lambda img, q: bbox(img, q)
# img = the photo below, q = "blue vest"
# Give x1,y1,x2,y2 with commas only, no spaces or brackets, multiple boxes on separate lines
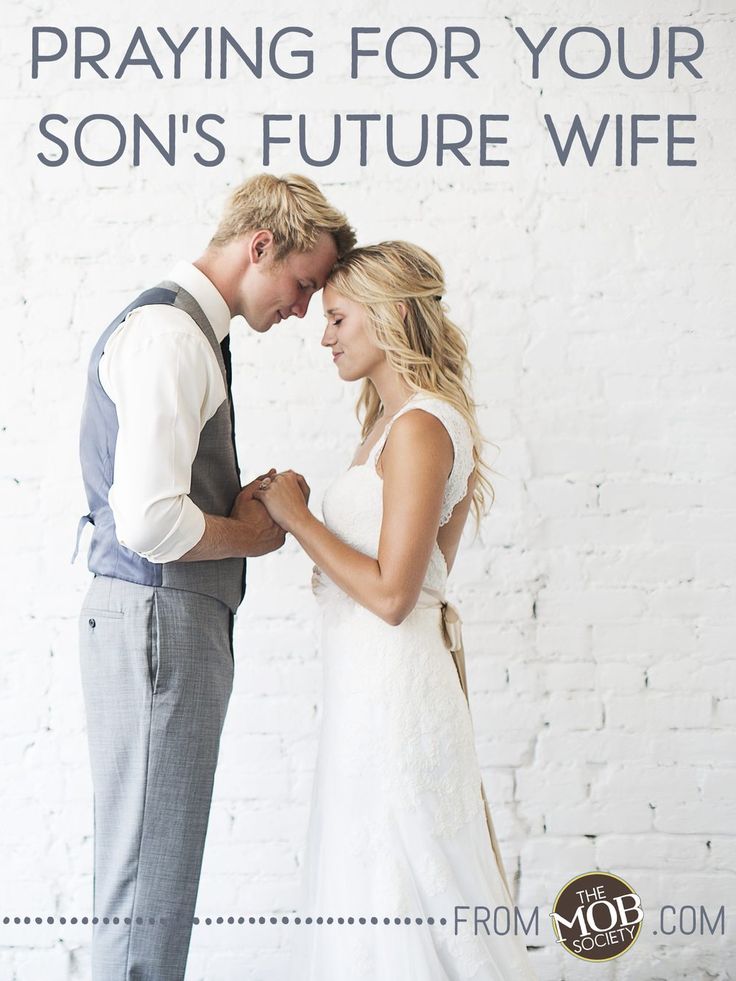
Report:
74,282,246,613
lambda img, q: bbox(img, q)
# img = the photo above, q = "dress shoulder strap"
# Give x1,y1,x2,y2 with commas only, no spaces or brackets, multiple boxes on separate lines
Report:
373,394,476,526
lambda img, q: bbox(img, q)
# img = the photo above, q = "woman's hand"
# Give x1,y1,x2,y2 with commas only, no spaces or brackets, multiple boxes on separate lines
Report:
252,470,311,534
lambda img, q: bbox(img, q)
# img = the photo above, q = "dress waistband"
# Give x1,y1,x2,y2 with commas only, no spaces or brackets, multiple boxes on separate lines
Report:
415,585,467,693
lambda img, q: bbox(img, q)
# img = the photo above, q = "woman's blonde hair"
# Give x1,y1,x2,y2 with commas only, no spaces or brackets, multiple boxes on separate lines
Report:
327,240,495,526
210,173,356,259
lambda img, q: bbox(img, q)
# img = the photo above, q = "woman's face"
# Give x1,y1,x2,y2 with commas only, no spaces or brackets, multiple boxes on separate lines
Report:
321,284,386,382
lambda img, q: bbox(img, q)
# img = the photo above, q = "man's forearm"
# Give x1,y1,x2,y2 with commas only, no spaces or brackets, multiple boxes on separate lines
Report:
177,496,285,561
178,514,244,561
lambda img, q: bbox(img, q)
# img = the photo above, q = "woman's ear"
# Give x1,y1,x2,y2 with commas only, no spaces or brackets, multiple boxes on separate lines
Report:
397,301,408,322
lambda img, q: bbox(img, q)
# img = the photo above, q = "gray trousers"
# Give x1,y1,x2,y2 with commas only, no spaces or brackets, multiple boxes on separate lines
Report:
79,574,234,981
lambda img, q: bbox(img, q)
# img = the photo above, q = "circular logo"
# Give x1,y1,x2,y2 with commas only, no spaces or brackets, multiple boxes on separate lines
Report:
550,871,643,962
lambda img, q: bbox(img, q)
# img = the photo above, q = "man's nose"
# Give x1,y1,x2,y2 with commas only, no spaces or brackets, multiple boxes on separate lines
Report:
291,295,310,318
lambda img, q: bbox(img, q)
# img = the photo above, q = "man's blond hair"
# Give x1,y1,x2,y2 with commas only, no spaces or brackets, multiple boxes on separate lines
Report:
210,173,356,260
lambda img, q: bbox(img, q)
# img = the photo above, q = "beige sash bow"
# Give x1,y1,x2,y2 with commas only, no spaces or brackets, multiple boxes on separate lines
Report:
418,586,513,898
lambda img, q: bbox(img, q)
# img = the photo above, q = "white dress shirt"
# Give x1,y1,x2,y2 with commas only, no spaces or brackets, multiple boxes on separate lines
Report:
99,261,233,563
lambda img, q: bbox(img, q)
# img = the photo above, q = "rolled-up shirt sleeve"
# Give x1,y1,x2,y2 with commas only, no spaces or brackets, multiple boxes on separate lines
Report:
100,306,226,563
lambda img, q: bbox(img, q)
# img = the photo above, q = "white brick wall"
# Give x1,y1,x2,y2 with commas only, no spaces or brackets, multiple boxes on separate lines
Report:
2,1,734,978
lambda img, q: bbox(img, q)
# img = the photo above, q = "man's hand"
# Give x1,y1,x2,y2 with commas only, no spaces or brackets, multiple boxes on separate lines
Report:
178,469,287,562
252,470,312,535
229,474,286,557
238,469,277,503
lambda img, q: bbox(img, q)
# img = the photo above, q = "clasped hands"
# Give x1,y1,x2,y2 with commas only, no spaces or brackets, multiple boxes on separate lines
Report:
228,467,312,557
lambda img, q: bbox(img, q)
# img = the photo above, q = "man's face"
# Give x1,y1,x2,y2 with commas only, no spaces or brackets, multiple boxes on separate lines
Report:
237,230,339,333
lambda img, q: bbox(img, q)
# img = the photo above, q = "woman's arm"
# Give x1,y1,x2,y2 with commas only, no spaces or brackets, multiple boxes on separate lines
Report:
253,410,454,625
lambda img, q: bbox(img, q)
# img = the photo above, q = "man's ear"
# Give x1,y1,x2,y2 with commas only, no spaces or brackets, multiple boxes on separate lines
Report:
250,229,274,263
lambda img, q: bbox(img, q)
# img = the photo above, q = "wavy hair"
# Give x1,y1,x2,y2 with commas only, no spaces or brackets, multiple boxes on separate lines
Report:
210,173,356,260
326,240,496,526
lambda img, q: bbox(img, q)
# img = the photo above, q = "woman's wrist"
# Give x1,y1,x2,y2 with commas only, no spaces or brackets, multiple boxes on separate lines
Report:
288,506,318,540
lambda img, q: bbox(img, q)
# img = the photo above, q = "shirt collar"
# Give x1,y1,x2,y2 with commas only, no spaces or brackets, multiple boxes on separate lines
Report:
167,260,232,344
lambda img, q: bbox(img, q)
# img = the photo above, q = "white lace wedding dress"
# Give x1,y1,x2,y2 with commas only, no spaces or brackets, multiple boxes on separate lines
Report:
287,393,536,980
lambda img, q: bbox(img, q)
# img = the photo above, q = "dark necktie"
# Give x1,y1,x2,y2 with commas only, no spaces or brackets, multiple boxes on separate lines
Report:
220,333,241,478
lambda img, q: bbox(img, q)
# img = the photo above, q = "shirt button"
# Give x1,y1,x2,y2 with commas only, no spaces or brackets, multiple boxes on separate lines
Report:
88,618,96,628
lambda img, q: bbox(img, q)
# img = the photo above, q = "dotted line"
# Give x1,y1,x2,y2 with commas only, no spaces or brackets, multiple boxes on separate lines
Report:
2,915,448,927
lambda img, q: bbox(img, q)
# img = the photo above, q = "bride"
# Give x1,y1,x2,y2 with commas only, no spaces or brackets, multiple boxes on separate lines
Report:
253,241,536,980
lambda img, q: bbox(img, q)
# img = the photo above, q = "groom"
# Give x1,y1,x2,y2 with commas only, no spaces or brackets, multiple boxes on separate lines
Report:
75,173,355,980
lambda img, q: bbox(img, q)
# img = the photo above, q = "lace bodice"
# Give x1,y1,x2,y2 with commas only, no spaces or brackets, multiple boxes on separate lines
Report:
318,393,475,600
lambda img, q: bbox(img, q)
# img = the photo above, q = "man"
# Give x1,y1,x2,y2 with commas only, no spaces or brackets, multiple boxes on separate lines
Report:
74,173,356,980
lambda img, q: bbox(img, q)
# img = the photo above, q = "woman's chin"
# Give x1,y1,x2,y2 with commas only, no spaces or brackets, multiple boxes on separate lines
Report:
337,365,364,383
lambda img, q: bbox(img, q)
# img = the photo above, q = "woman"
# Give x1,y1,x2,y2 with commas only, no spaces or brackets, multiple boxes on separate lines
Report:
254,242,536,979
